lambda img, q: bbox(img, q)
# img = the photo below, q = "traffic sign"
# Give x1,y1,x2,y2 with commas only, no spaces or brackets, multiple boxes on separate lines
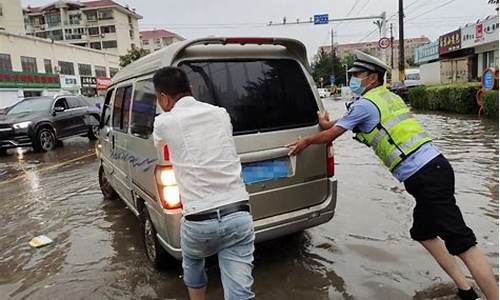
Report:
314,14,329,25
378,37,391,49
330,74,336,84
482,68,495,90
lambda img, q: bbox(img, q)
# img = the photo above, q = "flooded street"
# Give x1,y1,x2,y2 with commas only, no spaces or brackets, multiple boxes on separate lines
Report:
0,99,498,300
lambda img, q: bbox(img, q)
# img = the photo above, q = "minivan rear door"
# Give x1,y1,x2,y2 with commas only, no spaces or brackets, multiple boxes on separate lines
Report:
179,59,328,220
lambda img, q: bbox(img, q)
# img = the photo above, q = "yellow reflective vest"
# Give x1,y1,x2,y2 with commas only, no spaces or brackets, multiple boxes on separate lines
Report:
355,85,432,171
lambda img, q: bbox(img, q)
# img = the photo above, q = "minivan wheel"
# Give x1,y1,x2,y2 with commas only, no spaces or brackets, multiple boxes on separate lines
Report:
0,148,7,156
33,128,55,152
98,165,118,200
143,209,168,269
88,125,99,141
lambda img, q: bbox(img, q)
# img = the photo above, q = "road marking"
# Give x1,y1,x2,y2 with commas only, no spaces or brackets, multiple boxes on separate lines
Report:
0,152,97,186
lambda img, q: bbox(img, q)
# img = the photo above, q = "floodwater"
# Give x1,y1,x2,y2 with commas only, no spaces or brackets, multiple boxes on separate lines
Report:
0,99,498,300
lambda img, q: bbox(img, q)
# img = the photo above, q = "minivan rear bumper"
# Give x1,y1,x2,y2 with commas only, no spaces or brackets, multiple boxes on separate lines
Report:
158,178,337,260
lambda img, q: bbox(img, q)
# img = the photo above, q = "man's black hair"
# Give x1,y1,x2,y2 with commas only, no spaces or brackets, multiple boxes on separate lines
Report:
369,70,385,86
153,67,191,100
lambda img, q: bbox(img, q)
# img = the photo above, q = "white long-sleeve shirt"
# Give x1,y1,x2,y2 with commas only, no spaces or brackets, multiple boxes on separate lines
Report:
153,96,249,215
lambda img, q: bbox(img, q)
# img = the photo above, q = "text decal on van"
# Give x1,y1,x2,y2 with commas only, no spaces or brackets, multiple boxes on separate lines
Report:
111,150,157,172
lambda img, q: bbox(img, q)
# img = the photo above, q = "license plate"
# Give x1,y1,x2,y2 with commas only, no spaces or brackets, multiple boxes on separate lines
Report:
242,158,290,184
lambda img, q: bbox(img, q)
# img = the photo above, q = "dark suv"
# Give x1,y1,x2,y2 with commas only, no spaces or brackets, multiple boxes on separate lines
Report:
0,95,100,154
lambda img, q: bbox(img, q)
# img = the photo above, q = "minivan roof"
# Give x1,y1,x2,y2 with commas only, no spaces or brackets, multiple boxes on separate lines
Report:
111,37,311,86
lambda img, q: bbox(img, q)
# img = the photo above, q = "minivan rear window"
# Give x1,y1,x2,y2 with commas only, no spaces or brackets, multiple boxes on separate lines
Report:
179,59,318,134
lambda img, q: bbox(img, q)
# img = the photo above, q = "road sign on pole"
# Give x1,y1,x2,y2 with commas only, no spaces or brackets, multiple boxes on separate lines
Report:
314,14,329,25
330,74,336,84
378,37,391,49
482,68,495,90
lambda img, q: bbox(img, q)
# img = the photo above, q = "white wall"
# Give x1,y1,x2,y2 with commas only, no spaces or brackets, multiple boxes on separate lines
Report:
420,61,441,85
0,90,22,108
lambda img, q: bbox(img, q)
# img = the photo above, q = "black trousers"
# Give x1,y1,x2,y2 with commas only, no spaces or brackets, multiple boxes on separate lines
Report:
404,154,477,255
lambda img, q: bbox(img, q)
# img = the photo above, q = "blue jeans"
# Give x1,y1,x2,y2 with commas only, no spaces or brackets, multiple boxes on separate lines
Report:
180,211,255,300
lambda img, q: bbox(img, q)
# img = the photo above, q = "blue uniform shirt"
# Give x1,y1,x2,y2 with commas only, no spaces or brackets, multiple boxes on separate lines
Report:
336,98,441,182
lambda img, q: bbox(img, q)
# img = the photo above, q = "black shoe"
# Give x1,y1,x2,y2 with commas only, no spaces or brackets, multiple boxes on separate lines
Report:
457,288,480,300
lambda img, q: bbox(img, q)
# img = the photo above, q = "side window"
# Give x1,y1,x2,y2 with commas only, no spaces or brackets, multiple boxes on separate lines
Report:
54,98,69,110
130,79,157,138
112,85,132,132
100,89,114,128
66,97,82,108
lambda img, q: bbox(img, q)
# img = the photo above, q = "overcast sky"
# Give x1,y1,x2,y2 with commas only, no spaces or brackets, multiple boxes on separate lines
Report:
21,0,498,60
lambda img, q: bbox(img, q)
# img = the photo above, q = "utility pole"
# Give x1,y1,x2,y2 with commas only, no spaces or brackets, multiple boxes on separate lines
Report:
331,28,335,87
390,23,394,70
398,0,405,81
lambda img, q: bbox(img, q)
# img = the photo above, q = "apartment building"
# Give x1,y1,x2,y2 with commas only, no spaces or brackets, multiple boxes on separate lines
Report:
139,29,184,52
0,0,25,34
23,0,142,55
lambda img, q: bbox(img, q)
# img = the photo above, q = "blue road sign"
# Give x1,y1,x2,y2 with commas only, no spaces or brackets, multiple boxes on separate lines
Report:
314,14,329,25
483,68,495,90
330,74,336,84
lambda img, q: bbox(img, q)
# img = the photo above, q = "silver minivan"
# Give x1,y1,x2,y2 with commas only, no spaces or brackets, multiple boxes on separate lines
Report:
97,37,338,268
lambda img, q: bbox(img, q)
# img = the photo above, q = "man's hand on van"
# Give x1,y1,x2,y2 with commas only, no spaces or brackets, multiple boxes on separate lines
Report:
286,137,310,156
318,111,335,130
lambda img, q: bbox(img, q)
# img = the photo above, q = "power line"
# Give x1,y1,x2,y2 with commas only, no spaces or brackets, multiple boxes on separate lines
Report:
406,0,458,21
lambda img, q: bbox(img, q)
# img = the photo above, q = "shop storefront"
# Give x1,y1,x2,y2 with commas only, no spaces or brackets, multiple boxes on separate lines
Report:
0,70,61,108
439,29,476,83
96,77,112,96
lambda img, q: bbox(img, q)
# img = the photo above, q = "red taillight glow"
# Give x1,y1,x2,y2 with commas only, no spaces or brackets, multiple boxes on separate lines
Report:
155,165,182,210
326,142,335,177
225,37,275,45
163,144,170,161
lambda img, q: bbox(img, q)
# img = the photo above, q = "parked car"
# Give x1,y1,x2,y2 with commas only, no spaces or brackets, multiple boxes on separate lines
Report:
97,37,338,268
389,81,410,102
0,95,100,154
404,69,422,88
318,88,332,98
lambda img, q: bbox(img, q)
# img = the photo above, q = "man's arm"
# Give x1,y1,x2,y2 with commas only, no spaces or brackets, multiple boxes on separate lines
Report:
287,125,347,156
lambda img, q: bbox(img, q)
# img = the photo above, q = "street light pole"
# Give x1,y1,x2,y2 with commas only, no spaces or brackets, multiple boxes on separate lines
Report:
331,29,335,87
343,64,348,86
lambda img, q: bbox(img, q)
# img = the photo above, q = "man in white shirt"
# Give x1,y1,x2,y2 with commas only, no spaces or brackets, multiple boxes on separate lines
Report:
152,67,255,300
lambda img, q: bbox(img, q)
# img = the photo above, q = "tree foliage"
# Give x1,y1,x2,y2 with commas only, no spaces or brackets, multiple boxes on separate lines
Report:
119,47,151,67
311,49,355,87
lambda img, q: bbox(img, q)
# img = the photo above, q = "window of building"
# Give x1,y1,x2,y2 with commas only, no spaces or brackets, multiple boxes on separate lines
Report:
100,25,115,34
58,61,75,75
47,29,63,41
78,63,92,76
69,14,81,25
21,56,38,73
88,27,99,36
102,40,118,49
90,42,102,49
109,67,119,77
142,39,150,45
45,12,61,27
44,59,53,74
85,10,98,22
95,65,107,77
129,29,134,39
98,8,113,20
0,54,12,71
0,4,3,16
154,38,161,44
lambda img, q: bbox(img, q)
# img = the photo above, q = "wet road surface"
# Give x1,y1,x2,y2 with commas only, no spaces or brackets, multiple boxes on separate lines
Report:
0,99,498,299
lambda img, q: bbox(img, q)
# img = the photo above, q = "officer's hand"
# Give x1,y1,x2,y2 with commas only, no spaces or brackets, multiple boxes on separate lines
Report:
286,137,309,156
317,111,331,130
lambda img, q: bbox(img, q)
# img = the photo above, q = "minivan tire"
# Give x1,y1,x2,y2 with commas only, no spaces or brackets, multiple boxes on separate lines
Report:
98,165,118,200
142,208,169,269
88,125,99,141
33,127,56,152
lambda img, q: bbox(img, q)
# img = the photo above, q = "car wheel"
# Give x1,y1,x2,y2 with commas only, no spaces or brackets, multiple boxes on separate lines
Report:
0,148,8,156
88,125,99,141
143,208,169,269
98,165,118,200
33,127,55,152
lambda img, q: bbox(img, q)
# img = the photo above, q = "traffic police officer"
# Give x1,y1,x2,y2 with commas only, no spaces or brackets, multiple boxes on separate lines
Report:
287,50,498,300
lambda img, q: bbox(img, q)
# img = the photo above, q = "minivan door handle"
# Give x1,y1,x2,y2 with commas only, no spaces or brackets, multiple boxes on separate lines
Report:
112,135,115,149
240,147,289,164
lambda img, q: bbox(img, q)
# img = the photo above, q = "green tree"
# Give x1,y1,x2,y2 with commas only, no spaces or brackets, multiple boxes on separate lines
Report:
311,50,356,87
119,47,151,67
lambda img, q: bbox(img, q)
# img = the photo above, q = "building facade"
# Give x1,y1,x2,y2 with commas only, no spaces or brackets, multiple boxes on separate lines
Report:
23,0,142,56
0,31,120,108
319,37,430,68
0,0,25,34
139,29,184,52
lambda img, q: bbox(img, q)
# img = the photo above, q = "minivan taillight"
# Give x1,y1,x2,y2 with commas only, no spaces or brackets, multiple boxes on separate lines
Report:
155,165,182,210
163,144,170,161
326,142,335,177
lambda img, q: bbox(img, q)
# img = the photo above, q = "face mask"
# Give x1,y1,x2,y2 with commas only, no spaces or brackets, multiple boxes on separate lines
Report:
349,76,367,95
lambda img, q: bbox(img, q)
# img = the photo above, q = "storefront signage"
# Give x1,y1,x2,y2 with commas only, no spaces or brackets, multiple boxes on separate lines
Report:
415,41,439,64
81,76,97,88
0,70,60,89
482,68,495,90
439,29,462,55
96,77,112,90
461,15,499,49
60,75,81,91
